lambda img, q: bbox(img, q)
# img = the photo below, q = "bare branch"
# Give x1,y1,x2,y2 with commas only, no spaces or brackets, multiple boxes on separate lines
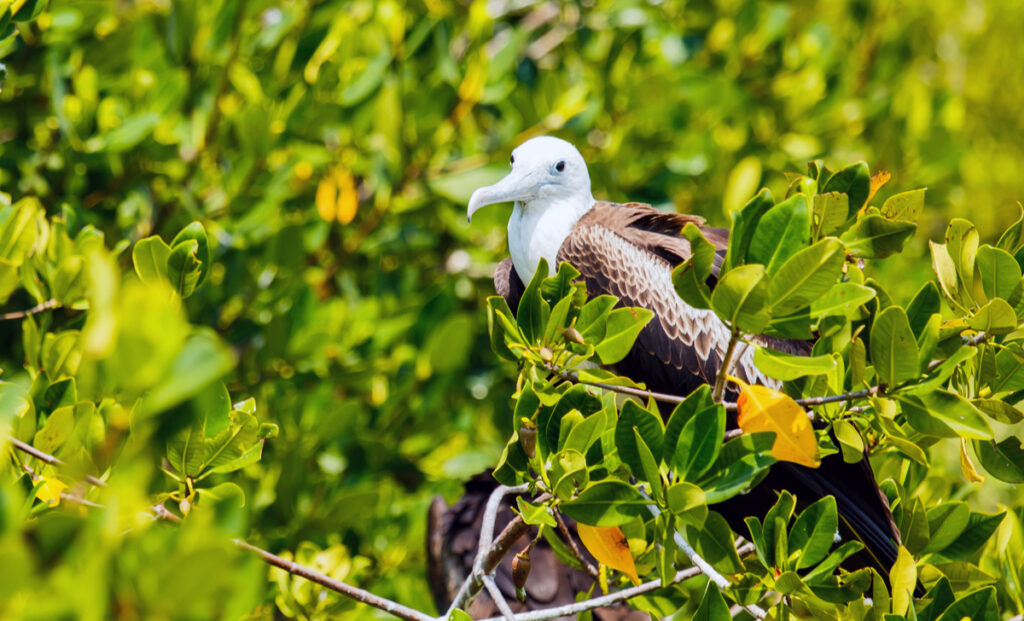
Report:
554,510,599,580
447,483,531,615
7,435,108,488
476,543,757,621
0,298,58,321
645,496,766,619
483,575,517,621
233,539,434,621
713,332,742,402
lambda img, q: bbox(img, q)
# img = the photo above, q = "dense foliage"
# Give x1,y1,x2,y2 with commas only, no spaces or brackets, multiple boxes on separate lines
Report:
1,0,1023,619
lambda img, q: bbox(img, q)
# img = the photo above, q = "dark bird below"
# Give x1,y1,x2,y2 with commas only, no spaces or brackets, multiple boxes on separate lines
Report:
429,136,910,616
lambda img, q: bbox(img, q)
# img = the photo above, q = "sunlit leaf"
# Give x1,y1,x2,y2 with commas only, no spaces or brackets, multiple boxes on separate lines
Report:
577,524,640,585
728,375,820,468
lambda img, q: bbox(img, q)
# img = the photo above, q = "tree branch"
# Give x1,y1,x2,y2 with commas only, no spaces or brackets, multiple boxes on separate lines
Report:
476,543,757,621
554,509,599,580
713,332,742,402
446,483,532,615
0,298,58,321
7,435,108,488
232,539,435,621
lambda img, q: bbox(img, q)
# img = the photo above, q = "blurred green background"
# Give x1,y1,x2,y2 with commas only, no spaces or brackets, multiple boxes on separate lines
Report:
2,0,1024,617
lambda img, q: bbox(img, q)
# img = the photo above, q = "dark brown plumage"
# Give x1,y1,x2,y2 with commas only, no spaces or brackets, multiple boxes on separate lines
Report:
429,200,910,614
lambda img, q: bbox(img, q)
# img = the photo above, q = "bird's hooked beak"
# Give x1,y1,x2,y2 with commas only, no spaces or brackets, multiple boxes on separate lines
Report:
466,168,540,223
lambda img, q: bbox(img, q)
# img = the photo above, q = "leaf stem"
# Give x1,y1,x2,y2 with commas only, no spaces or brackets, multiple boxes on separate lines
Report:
712,330,741,402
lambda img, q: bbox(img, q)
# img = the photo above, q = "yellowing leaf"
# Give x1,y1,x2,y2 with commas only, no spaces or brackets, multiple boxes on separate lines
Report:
36,477,68,506
316,168,359,224
333,168,359,225
960,438,985,483
861,170,892,213
315,174,337,221
728,375,821,468
577,523,641,585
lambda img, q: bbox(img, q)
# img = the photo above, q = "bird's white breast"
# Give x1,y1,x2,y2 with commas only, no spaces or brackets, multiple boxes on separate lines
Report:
508,198,590,284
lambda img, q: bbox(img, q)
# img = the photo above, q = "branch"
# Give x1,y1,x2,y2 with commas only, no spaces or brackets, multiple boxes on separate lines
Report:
232,539,435,621
713,332,742,402
7,435,108,488
645,500,767,619
554,510,599,580
446,483,532,615
476,543,757,621
0,298,58,321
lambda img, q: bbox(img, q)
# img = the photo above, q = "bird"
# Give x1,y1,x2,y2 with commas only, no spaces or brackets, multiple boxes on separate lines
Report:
428,136,908,615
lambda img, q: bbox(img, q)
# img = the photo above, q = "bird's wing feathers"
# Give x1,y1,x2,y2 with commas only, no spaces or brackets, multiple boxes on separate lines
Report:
558,202,776,391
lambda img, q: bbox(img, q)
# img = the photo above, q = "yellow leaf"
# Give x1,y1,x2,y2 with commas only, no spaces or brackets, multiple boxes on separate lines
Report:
577,523,641,586
728,375,821,468
860,170,892,213
889,545,916,616
960,438,985,483
333,168,359,225
315,174,337,221
36,477,68,506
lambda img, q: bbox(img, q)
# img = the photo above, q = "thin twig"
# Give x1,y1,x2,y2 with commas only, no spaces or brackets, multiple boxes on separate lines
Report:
7,435,107,488
0,298,58,321
446,484,532,615
476,543,757,621
232,539,434,621
644,496,766,619
483,575,517,621
554,510,599,579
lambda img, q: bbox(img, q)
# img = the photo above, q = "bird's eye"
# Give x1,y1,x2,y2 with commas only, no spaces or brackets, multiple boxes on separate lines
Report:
555,160,566,172
510,154,515,166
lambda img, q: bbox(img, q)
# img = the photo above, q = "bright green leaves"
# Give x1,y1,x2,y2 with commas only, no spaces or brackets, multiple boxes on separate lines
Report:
132,221,211,298
840,209,916,258
870,306,919,386
595,307,654,364
561,480,649,527
744,492,847,579
768,238,845,315
672,223,717,309
711,264,770,333
747,194,810,274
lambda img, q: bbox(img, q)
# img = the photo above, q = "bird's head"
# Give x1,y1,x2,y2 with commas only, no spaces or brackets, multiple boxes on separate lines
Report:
466,136,593,222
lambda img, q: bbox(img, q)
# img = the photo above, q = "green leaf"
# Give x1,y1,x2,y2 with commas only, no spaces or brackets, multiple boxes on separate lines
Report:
880,188,925,222
594,306,653,364
672,403,724,482
808,282,875,319
486,296,518,361
517,257,549,343
576,295,617,343
747,194,810,275
971,398,1023,424
543,384,601,456
41,331,81,382
968,298,1017,335
563,411,605,455
840,211,916,258
699,432,776,504
870,306,919,386
132,236,172,285
753,347,836,381
897,391,993,440
32,406,75,456
803,541,865,585
822,162,870,210
13,0,48,22
551,449,589,501
762,491,795,568
997,205,1024,254
937,511,1005,560
834,419,865,463
615,400,664,477
931,241,964,309
665,482,707,528
789,496,838,569
561,480,650,527
661,384,714,463
690,511,743,574
973,437,1024,483
672,224,717,309
0,199,40,263
946,218,979,294
711,263,770,333
724,188,774,273
693,582,730,621
139,329,236,417
890,546,916,616
167,239,202,298
633,428,663,502
516,497,557,527
768,238,846,315
934,587,998,621
811,192,849,239
906,281,941,336
976,244,1022,303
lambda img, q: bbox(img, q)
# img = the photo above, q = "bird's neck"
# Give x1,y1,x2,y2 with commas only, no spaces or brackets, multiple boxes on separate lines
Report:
508,194,594,284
